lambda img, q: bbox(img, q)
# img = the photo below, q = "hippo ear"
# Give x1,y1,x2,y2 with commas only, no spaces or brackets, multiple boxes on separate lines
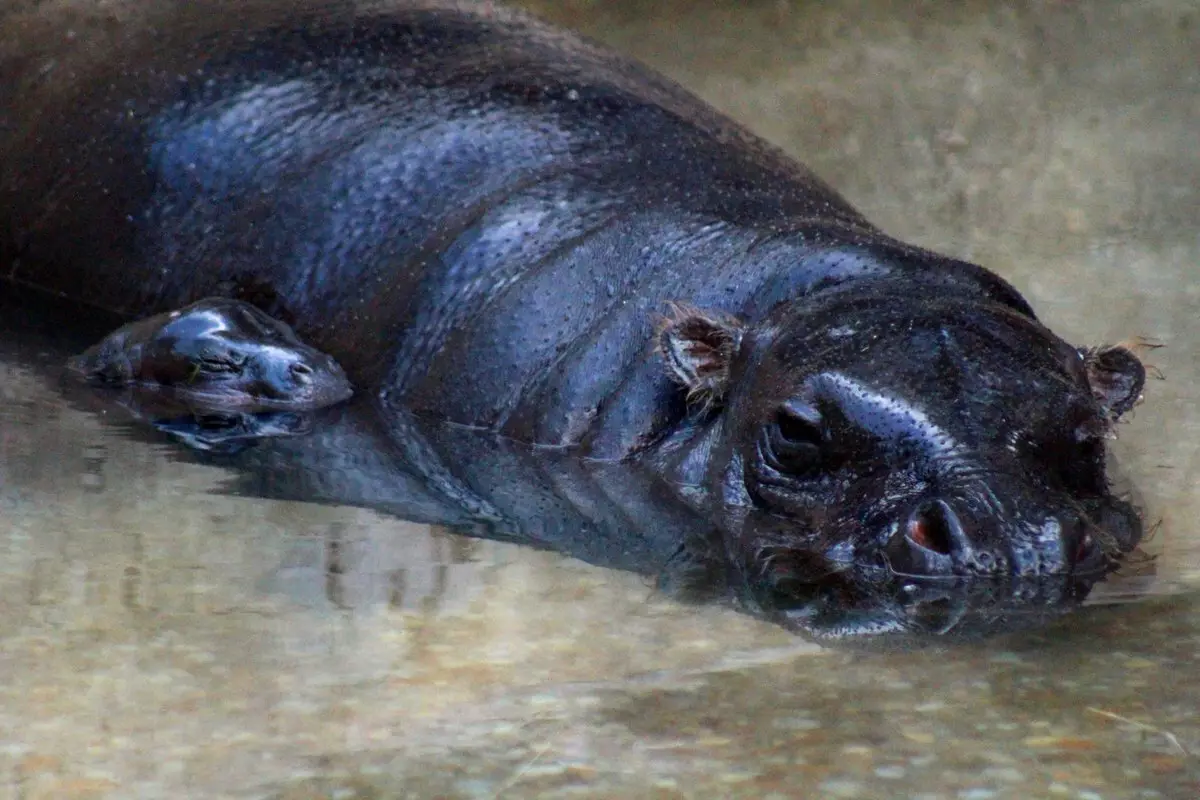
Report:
658,305,744,410
1081,345,1148,421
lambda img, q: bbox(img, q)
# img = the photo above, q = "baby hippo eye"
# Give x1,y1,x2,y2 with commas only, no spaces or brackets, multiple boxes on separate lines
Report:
778,399,822,443
765,399,824,472
195,350,247,374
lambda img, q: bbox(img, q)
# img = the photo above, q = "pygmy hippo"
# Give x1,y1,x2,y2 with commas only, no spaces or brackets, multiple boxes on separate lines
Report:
0,1,1147,638
67,298,352,412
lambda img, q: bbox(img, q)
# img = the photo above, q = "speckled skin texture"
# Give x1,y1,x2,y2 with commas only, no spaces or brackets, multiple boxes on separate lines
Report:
1,1,1146,637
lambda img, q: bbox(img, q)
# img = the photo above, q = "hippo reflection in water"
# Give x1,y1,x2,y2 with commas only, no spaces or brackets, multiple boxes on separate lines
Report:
1,1,1148,641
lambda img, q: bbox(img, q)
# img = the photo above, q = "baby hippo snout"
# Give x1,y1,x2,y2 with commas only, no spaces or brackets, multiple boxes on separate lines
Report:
69,298,354,413
251,346,351,409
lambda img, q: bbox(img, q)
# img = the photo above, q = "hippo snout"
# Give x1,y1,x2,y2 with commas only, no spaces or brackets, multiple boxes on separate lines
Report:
883,499,1105,579
255,349,352,408
260,356,314,396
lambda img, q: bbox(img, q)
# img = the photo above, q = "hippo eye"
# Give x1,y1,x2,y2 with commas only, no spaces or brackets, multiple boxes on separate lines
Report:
195,351,246,374
777,400,824,448
765,400,824,472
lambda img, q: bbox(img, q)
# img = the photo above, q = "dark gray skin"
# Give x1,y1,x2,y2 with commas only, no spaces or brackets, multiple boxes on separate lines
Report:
67,298,353,412
0,1,1148,639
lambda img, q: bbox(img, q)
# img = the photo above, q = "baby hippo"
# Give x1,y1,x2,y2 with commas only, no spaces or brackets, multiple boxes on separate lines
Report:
68,298,352,412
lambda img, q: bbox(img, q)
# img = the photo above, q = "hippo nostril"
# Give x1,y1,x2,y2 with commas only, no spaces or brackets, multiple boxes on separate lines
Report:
885,501,965,577
906,500,959,556
290,362,314,383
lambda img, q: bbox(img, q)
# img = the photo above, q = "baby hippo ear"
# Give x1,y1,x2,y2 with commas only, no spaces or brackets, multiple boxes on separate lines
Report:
1082,344,1148,421
658,304,745,410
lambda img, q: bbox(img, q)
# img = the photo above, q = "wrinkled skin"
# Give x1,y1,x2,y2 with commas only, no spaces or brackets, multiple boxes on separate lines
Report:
0,1,1148,640
67,298,352,413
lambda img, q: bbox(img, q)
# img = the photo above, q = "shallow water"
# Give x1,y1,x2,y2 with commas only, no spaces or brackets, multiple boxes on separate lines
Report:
2,0,1199,798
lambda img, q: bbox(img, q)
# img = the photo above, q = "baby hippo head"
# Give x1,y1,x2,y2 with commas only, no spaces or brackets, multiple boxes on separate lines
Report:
69,298,352,412
658,281,1148,635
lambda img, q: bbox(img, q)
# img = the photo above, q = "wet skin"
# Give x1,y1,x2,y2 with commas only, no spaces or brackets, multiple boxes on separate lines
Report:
0,2,1148,639
653,297,1147,637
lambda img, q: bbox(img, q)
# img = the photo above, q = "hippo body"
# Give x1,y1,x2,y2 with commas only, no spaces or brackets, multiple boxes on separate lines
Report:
0,1,1146,638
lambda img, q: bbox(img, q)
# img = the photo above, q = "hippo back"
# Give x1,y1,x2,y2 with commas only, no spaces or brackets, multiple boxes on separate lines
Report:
1,0,1015,456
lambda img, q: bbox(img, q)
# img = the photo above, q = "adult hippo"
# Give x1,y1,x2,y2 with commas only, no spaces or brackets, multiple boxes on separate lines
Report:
0,1,1147,639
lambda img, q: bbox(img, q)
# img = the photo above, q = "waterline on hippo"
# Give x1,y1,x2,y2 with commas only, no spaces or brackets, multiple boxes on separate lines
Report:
2,0,1150,642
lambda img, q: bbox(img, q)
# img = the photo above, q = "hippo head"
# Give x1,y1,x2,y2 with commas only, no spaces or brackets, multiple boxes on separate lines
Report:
69,298,353,413
657,274,1147,639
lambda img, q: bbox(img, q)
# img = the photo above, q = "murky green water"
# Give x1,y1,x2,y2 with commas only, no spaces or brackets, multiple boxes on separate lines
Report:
2,1,1198,797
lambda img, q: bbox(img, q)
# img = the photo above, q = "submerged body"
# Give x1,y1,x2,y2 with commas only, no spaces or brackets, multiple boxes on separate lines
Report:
1,1,1146,638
